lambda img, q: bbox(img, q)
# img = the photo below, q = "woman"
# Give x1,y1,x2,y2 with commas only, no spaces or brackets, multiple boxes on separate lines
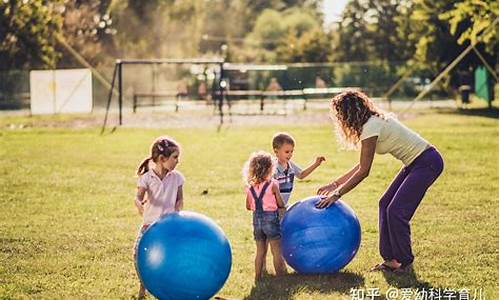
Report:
316,90,444,273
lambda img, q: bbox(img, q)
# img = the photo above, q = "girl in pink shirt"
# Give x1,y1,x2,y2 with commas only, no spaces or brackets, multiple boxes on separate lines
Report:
243,151,287,281
133,136,184,299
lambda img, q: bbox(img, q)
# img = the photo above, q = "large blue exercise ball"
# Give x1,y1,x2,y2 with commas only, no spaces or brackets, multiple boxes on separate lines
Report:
281,196,361,274
136,211,232,300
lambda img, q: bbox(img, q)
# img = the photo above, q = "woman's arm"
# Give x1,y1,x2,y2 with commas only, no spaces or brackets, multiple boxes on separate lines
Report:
175,185,184,211
135,187,147,216
317,164,359,195
335,164,361,186
316,136,377,208
337,136,377,195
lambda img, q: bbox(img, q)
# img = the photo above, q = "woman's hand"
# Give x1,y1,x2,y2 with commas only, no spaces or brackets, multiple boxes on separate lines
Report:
317,182,338,196
315,194,340,209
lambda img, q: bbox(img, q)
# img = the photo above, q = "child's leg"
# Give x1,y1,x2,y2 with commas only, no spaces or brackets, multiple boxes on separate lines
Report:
269,239,287,276
138,284,146,299
255,240,267,281
262,240,269,274
134,224,149,299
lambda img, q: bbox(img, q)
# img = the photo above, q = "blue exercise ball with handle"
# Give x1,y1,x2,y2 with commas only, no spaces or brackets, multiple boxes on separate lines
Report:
281,196,361,274
136,211,232,300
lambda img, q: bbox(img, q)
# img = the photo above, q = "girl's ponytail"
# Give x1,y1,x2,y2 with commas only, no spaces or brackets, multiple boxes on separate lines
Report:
137,157,151,175
137,136,180,176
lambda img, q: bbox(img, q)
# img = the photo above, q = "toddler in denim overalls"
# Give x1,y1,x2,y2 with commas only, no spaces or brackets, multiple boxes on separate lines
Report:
243,151,287,281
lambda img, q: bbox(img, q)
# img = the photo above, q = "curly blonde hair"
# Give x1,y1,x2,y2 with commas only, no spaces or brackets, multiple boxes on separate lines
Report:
330,90,386,148
242,151,275,185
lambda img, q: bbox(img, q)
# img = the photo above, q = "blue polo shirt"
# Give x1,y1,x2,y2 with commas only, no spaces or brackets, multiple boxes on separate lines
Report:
273,159,302,205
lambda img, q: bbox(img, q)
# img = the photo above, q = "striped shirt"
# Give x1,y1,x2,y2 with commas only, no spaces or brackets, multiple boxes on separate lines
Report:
273,159,302,205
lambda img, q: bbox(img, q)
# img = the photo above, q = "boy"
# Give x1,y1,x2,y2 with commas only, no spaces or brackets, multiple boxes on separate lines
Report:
272,132,326,206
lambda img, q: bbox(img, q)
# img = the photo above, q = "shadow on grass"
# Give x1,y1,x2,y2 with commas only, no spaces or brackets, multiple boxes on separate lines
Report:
243,271,365,300
382,266,432,289
433,107,499,119
382,266,463,299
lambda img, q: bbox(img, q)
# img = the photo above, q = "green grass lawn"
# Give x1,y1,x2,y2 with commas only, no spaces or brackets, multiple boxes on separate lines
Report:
0,108,498,299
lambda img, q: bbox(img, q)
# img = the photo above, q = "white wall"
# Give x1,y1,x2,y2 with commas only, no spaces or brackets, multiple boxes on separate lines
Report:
30,69,93,114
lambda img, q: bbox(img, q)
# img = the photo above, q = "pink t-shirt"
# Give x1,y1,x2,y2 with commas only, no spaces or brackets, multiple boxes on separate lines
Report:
245,179,280,212
138,169,185,225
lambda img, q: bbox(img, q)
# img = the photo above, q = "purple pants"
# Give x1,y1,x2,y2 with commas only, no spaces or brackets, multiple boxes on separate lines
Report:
379,146,444,266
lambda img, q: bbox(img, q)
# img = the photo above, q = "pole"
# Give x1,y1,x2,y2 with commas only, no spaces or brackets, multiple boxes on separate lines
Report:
118,62,123,125
472,47,499,82
218,62,225,127
100,63,118,135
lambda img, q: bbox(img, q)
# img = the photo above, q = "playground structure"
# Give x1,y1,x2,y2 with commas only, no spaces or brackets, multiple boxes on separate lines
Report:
101,59,430,132
1,17,497,131
76,16,500,131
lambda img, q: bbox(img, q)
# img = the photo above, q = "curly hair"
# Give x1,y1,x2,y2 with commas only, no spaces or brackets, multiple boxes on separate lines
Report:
242,151,275,185
330,90,386,148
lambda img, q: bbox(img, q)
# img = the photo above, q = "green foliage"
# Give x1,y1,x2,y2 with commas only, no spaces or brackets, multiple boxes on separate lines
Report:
297,30,332,63
335,0,371,62
58,1,115,67
410,0,463,72
0,0,497,84
110,0,205,59
274,31,301,62
246,9,286,51
332,62,403,96
439,0,498,56
281,8,321,37
244,8,323,62
440,0,498,45
409,0,498,90
275,29,332,63
0,0,64,69
333,0,414,63
200,0,322,58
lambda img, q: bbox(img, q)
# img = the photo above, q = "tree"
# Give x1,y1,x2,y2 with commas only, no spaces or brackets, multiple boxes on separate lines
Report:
409,0,498,90
246,9,286,52
333,0,373,62
441,0,498,49
198,0,248,55
110,0,205,59
440,0,498,68
275,28,332,63
409,0,464,73
333,0,414,63
243,7,322,62
57,0,115,67
0,0,64,69
244,0,322,32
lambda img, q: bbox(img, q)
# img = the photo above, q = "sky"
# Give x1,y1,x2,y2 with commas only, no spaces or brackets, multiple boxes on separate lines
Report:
322,0,349,24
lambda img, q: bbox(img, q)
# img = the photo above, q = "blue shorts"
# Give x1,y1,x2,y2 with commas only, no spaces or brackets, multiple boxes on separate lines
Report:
253,211,281,241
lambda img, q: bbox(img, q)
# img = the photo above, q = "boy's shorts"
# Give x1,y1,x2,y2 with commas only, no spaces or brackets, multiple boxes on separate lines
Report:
253,211,281,241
